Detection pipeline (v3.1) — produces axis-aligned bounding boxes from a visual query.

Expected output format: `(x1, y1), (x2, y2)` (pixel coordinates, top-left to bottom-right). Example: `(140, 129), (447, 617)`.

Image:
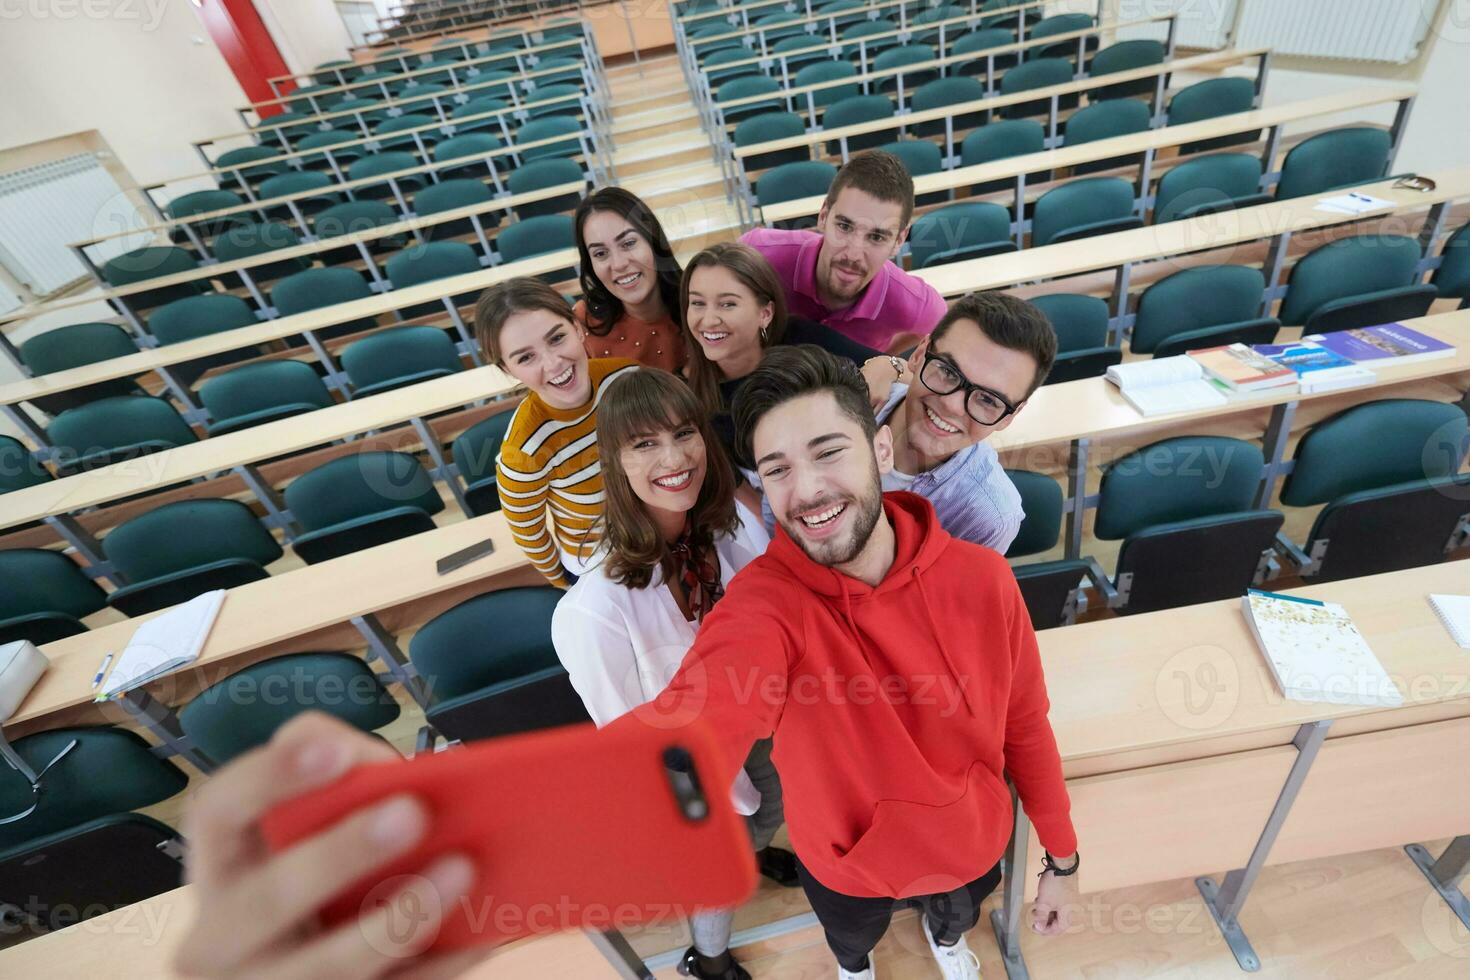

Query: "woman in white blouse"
(551, 368), (789, 980)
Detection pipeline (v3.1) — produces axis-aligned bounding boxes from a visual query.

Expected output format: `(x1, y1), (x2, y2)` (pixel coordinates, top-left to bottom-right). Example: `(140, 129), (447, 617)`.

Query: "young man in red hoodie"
(632, 344), (1080, 979)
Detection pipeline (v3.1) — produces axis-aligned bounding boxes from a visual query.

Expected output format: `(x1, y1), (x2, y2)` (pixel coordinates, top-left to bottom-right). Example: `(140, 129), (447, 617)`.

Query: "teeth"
(701, 331), (730, 342)
(799, 503), (846, 527)
(615, 273), (640, 286)
(653, 470), (691, 489)
(926, 406), (960, 434)
(549, 366), (574, 386)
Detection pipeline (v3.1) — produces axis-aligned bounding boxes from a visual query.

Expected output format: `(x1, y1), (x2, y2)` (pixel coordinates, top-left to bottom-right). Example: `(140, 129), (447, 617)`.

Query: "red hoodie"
(622, 491), (1076, 899)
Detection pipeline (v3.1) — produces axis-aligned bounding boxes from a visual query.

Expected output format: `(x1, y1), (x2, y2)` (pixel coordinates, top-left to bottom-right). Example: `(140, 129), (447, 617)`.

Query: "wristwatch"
(1040, 851), (1080, 877)
(886, 355), (906, 379)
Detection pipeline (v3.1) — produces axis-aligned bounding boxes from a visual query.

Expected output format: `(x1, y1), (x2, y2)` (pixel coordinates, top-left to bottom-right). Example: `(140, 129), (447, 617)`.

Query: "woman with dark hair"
(551, 368), (795, 980)
(573, 187), (687, 373)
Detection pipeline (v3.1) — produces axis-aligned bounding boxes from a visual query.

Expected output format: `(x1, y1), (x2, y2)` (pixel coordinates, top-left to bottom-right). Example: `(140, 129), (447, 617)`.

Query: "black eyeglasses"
(918, 350), (1020, 426)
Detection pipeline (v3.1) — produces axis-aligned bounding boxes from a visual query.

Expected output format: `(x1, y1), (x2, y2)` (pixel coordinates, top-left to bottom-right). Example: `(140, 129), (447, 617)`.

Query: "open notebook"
(1105, 356), (1228, 417)
(99, 590), (226, 697)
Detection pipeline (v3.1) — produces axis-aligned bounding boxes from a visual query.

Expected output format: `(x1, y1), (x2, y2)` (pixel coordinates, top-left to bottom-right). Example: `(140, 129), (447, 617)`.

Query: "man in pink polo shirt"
(741, 150), (948, 354)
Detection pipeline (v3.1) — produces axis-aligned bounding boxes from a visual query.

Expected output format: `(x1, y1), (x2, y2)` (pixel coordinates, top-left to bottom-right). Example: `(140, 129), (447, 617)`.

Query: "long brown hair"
(678, 242), (789, 417)
(473, 277), (576, 366)
(596, 369), (738, 590)
(574, 187), (683, 336)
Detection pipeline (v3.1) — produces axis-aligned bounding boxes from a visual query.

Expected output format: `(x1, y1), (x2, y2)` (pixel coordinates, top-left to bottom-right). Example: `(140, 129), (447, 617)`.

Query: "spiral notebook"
(99, 590), (226, 697)
(1428, 594), (1470, 649)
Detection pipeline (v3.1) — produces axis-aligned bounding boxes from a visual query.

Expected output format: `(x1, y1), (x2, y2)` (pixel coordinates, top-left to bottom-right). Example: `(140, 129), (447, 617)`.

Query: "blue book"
(1251, 342), (1376, 392)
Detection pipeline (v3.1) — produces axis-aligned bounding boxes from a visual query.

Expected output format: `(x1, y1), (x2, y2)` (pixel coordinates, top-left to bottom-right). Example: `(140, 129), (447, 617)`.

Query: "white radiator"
(0, 154), (153, 299)
(1235, 0), (1439, 63)
(1115, 0), (1237, 50)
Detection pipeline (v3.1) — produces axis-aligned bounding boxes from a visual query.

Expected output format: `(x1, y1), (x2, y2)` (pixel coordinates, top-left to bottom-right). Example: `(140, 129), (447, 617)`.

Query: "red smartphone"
(260, 719), (757, 951)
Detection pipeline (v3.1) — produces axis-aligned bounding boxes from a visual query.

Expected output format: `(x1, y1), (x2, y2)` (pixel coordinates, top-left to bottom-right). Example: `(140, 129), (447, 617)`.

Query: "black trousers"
(796, 859), (1004, 973)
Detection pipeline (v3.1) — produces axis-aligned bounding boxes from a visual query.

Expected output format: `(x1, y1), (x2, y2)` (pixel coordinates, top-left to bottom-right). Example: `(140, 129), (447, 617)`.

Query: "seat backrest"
(386, 241), (480, 287)
(1275, 126), (1392, 199)
(912, 76), (986, 113)
(1063, 98), (1151, 145)
(414, 177), (494, 214)
(952, 27), (1016, 56)
(1095, 435), (1265, 540)
(842, 18), (899, 40)
(213, 220), (302, 263)
(757, 160), (839, 207)
(348, 150), (420, 181)
(199, 360), (334, 424)
(1003, 469), (1064, 558)
(451, 97), (508, 121)
(1277, 234), (1422, 326)
(498, 214), (575, 262)
(46, 395), (198, 465)
(1152, 152), (1263, 223)
(0, 727), (187, 851)
(409, 587), (564, 700)
(1089, 38), (1164, 76)
(374, 113), (436, 136)
(284, 451), (445, 531)
(1000, 56), (1072, 95)
(1132, 264), (1266, 353)
(1305, 474), (1470, 582)
(257, 170), (335, 201)
(516, 116), (582, 158)
(879, 138), (943, 177)
(1167, 76), (1255, 126)
(1114, 510), (1283, 615)
(341, 325), (462, 389)
(909, 202), (1011, 268)
(823, 93), (895, 129)
(1031, 12), (1093, 38)
(434, 133), (503, 161)
(166, 189), (244, 220)
(451, 410), (515, 483)
(20, 322), (137, 374)
(1280, 398), (1469, 506)
(0, 548), (107, 622)
(794, 62), (859, 107)
(102, 246), (197, 287)
(295, 129), (359, 152)
(734, 111), (805, 147)
(507, 156), (584, 195)
(960, 118), (1045, 166)
(1031, 176), (1135, 247)
(0, 435), (50, 494)
(716, 75), (780, 103)
(872, 43), (937, 71)
(147, 293), (257, 345)
(312, 199), (400, 239)
(272, 267), (372, 315)
(104, 498), (282, 582)
(1029, 293), (1109, 352)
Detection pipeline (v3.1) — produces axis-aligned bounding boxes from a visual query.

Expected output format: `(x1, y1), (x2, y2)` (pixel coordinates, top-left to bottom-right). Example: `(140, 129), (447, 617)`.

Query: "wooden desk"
(689, 0), (1064, 52)
(0, 887), (626, 979)
(757, 85), (1418, 225)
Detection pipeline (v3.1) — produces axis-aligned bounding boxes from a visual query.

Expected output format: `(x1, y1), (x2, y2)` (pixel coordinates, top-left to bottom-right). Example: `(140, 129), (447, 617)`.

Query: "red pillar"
(195, 0), (295, 116)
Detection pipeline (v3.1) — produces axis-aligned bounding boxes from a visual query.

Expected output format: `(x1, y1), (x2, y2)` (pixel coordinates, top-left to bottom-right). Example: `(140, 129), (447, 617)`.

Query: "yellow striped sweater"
(495, 357), (640, 587)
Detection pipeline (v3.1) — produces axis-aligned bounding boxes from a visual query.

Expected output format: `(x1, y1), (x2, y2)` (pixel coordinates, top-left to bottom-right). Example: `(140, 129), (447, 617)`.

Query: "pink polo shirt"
(741, 226), (948, 351)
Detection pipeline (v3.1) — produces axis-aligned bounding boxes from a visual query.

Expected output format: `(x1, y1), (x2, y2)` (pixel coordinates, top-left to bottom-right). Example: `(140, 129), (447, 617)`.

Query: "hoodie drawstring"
(911, 566), (978, 717)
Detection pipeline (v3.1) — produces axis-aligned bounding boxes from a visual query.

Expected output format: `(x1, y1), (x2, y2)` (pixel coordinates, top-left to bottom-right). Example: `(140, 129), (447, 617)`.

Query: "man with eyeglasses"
(872, 292), (1057, 553)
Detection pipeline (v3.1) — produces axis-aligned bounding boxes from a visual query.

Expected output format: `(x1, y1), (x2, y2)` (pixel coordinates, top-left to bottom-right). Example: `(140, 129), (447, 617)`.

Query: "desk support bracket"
(1406, 835), (1470, 930)
(115, 687), (218, 775)
(1196, 718), (1331, 971)
(989, 781), (1031, 980)
(351, 612), (430, 709)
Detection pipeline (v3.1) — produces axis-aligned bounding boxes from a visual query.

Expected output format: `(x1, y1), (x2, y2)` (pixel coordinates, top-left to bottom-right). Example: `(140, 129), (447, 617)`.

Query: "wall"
(254, 0), (355, 77)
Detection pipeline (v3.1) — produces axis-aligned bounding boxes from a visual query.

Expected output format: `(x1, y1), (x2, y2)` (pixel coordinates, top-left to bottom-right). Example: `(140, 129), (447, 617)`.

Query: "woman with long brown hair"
(550, 368), (794, 980)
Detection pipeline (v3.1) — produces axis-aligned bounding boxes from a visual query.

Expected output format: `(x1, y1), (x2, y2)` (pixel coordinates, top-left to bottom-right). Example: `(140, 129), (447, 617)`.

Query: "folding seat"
(373, 113), (439, 154)
(960, 119), (1046, 195)
(312, 199), (405, 263)
(704, 47), (765, 88)
(393, 82), (452, 117)
(164, 189), (247, 241)
(756, 161), (838, 227)
(271, 266), (379, 339)
(733, 112), (808, 175)
(45, 395), (197, 476)
(907, 202), (1014, 269)
(507, 158), (586, 220)
(999, 56), (1076, 119)
(1027, 12), (1096, 62)
(18, 322), (142, 414)
(1151, 152), (1269, 223)
(348, 151), (426, 203)
(770, 34), (830, 75)
(1277, 400), (1470, 582)
(951, 27), (1019, 78)
(409, 587), (589, 742)
(101, 245), (203, 311)
(910, 76), (986, 139)
(214, 145), (288, 186)
(840, 19), (901, 66)
(530, 60), (584, 90)
(1275, 127), (1393, 199)
(515, 116), (583, 161)
(284, 451), (445, 564)
(450, 95), (510, 134)
(385, 241), (483, 315)
(178, 653), (400, 765)
(1131, 265), (1279, 356)
(1029, 293), (1121, 383)
(412, 178), (496, 240)
(0, 549), (106, 646)
(1004, 468), (1096, 628)
(1276, 234), (1435, 333)
(871, 44), (938, 93)
(101, 499), (284, 615)
(0, 727), (188, 926)
(341, 325), (464, 397)
(1062, 98), (1151, 174)
(822, 94), (898, 154)
(523, 83), (584, 120)
(911, 4), (966, 47)
(716, 76), (784, 126)
(198, 360), (335, 435)
(1030, 176), (1142, 246)
(295, 129), (366, 173)
(1088, 39), (1165, 100)
(450, 411), (513, 515)
(256, 171), (342, 222)
(148, 292), (263, 383)
(1166, 76), (1258, 153)
(1093, 436), (1282, 614)
(793, 61), (861, 119)
(213, 220), (309, 285)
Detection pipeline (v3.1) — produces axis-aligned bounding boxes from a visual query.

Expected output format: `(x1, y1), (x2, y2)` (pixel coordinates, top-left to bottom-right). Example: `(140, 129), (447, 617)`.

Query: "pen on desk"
(92, 652), (114, 690)
(1347, 192), (1375, 203)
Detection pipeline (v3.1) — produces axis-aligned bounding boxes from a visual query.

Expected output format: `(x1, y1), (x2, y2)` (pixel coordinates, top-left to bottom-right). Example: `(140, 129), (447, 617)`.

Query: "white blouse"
(551, 502), (772, 814)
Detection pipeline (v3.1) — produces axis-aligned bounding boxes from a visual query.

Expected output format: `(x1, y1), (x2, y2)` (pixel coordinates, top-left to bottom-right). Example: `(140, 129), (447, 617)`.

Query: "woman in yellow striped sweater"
(474, 279), (638, 588)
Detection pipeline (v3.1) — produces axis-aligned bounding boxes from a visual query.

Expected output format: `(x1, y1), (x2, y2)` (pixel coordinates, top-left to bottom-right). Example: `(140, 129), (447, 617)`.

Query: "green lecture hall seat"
(213, 145), (288, 186)
(312, 199), (405, 261)
(771, 35), (829, 74)
(450, 410), (514, 515)
(340, 325), (465, 397)
(1151, 152), (1270, 223)
(412, 177), (496, 239)
(211, 220), (309, 285)
(793, 61), (861, 115)
(871, 44), (939, 92)
(878, 138), (945, 205)
(1166, 76), (1259, 153)
(1093, 436), (1283, 614)
(433, 132), (504, 182)
(1029, 293), (1121, 383)
(757, 161), (838, 227)
(284, 451), (446, 564)
(1276, 234), (1437, 333)
(348, 150), (428, 201)
(394, 82), (452, 116)
(1030, 176), (1143, 246)
(1131, 265), (1279, 356)
(100, 498), (284, 616)
(1088, 38), (1165, 99)
(703, 48), (763, 88)
(271, 266), (378, 339)
(716, 76), (784, 126)
(1003, 468), (1093, 629)
(332, 97), (390, 125)
(515, 115), (584, 161)
(1277, 399), (1470, 582)
(0, 727), (189, 926)
(1028, 12), (1096, 62)
(0, 548), (107, 646)
(177, 653), (401, 766)
(907, 202), (1015, 269)
(497, 214), (575, 267)
(841, 19), (902, 63)
(45, 395), (198, 477)
(408, 587), (590, 742)
(1062, 98), (1152, 173)
(198, 359), (335, 435)
(1431, 221), (1470, 307)
(910, 76), (987, 138)
(0, 435), (52, 496)
(101, 245), (203, 311)
(507, 157), (586, 220)
(147, 292), (262, 383)
(823, 94), (898, 153)
(450, 94), (511, 133)
(960, 118), (1046, 193)
(999, 56), (1076, 119)
(912, 4), (966, 46)
(734, 111), (808, 173)
(256, 170), (342, 221)
(1274, 126), (1393, 199)
(164, 189), (246, 241)
(18, 322), (143, 415)
(385, 240), (483, 314)
(951, 28), (1020, 77)
(295, 129), (366, 171)
(373, 113), (439, 153)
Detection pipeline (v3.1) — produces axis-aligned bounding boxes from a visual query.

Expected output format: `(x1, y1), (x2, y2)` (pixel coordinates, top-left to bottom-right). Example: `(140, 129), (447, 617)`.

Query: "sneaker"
(923, 922), (981, 980)
(677, 946), (751, 980)
(837, 956), (876, 980)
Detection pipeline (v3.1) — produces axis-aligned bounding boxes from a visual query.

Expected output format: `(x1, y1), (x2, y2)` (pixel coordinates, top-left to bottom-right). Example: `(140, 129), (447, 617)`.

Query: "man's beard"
(778, 460), (884, 568)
